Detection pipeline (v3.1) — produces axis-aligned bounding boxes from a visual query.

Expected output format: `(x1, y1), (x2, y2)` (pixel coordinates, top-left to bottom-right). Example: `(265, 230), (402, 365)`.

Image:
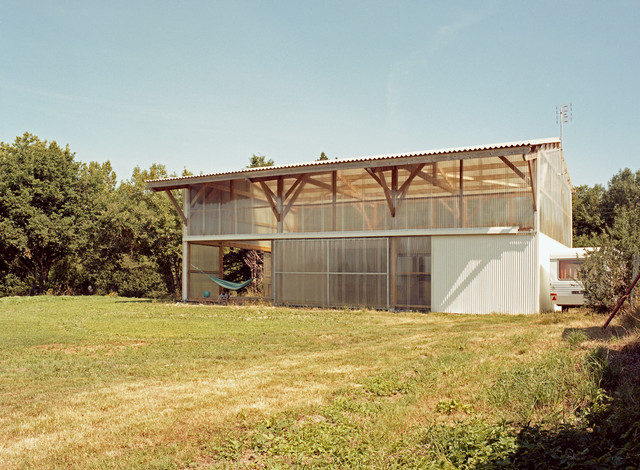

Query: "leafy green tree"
(601, 168), (640, 227)
(317, 152), (329, 161)
(48, 160), (119, 294)
(576, 168), (640, 312)
(0, 133), (82, 294)
(247, 154), (274, 168)
(572, 184), (605, 247)
(121, 164), (184, 297)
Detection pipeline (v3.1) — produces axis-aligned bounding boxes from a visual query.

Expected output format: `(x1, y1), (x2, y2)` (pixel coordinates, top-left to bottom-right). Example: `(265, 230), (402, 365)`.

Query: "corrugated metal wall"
(432, 234), (537, 314)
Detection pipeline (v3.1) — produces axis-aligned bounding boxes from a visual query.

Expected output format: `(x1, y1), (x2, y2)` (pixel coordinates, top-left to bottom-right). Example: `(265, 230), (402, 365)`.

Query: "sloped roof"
(146, 137), (560, 190)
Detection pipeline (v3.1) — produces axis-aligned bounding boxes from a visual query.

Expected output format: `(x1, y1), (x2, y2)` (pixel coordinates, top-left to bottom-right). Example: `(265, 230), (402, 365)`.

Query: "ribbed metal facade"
(432, 234), (537, 314)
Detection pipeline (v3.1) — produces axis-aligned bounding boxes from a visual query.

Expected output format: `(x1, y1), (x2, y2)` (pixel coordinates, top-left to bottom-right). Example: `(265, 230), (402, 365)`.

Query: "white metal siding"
(432, 234), (537, 314)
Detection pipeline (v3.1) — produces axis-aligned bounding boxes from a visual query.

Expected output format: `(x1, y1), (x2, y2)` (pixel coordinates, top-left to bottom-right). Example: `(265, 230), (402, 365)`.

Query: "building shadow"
(562, 325), (627, 341)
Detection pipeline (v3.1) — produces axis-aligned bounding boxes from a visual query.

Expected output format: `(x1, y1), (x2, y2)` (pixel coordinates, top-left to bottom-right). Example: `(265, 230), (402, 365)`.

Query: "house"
(146, 138), (572, 313)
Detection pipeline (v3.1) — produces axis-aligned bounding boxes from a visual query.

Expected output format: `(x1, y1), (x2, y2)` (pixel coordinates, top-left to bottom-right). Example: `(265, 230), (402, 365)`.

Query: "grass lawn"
(0, 296), (638, 469)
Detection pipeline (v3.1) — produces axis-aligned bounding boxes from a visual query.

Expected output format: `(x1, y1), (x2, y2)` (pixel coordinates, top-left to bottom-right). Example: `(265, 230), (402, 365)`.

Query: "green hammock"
(191, 265), (253, 291)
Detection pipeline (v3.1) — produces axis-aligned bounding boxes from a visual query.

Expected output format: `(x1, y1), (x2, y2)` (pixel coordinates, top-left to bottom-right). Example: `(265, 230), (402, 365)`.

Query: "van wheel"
(561, 306), (569, 312)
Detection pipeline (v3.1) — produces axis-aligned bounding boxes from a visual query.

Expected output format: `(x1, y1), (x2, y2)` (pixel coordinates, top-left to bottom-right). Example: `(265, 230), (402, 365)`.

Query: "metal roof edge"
(146, 137), (561, 190)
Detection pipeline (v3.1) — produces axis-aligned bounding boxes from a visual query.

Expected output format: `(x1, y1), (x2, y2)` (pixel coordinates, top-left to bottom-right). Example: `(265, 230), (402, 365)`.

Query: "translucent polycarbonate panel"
(276, 273), (327, 306)
(190, 243), (220, 271)
(393, 157), (534, 230)
(433, 197), (461, 228)
(187, 154), (538, 237)
(393, 237), (431, 309)
(463, 192), (534, 228)
(263, 252), (272, 299)
(539, 150), (572, 246)
(284, 173), (333, 233)
(461, 156), (533, 228)
(286, 203), (332, 233)
(188, 181), (277, 236)
(274, 238), (388, 308)
(329, 274), (387, 307)
(275, 239), (328, 273)
(396, 198), (431, 229)
(395, 274), (431, 308)
(188, 184), (205, 236)
(188, 243), (221, 299)
(328, 238), (387, 273)
(335, 202), (366, 231)
(189, 272), (219, 299)
(334, 169), (374, 231)
(395, 160), (462, 230)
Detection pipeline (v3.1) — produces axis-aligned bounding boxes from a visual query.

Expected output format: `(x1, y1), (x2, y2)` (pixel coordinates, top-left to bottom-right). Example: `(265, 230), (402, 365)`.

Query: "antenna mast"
(556, 103), (572, 149)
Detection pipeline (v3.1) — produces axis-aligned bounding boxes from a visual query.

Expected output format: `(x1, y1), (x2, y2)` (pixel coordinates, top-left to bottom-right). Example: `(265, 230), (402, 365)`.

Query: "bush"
(579, 244), (629, 313)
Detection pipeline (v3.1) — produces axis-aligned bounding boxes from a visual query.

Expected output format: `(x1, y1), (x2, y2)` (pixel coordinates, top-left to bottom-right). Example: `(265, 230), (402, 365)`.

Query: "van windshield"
(559, 259), (583, 280)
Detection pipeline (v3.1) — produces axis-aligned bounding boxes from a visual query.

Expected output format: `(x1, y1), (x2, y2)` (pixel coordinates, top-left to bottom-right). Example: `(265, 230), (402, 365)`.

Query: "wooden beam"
(259, 181), (281, 222)
(277, 177), (284, 233)
(417, 170), (457, 194)
(307, 176), (359, 200)
(335, 173), (362, 199)
(284, 175), (305, 200)
(499, 156), (530, 184)
(189, 185), (207, 208)
(365, 168), (395, 217)
(332, 171), (337, 231)
(526, 157), (537, 212)
(398, 163), (426, 197)
(194, 240), (272, 252)
(283, 177), (308, 218)
(164, 190), (188, 225)
(391, 167), (398, 221)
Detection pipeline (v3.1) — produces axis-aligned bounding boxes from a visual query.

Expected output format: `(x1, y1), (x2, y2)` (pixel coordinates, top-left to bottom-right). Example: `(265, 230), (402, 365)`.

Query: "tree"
(48, 160), (119, 294)
(247, 154), (274, 168)
(317, 152), (329, 161)
(0, 133), (82, 294)
(572, 184), (605, 247)
(601, 168), (640, 227)
(102, 164), (184, 297)
(576, 168), (640, 312)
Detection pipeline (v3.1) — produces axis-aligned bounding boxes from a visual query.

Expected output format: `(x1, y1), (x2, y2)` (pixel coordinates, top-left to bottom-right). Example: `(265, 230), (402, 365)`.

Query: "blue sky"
(2, 0), (638, 186)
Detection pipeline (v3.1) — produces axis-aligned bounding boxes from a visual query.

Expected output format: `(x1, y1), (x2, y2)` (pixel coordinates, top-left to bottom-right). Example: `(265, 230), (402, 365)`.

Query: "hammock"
(191, 265), (253, 291)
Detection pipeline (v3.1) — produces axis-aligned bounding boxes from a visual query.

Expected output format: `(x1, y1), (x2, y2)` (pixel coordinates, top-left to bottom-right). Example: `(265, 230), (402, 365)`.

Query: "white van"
(549, 248), (592, 311)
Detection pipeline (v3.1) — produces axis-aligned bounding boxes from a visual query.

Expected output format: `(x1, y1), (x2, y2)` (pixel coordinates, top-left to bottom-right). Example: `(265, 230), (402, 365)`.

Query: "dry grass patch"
(0, 296), (623, 469)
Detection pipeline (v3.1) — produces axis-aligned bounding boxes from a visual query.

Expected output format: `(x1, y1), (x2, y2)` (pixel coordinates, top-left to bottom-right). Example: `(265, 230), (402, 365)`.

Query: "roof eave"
(146, 138), (560, 191)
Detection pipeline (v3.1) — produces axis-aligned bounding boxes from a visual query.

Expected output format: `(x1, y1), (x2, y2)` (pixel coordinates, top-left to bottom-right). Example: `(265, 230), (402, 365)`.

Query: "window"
(558, 259), (583, 280)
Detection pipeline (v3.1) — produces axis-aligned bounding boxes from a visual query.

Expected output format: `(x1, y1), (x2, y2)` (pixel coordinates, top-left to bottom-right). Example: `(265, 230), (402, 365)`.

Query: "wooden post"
(332, 171), (337, 231)
(184, 242), (190, 301)
(219, 246), (224, 296)
(277, 177), (283, 233)
(603, 270), (640, 329)
(526, 158), (537, 212)
(391, 167), (398, 229)
(389, 237), (397, 310)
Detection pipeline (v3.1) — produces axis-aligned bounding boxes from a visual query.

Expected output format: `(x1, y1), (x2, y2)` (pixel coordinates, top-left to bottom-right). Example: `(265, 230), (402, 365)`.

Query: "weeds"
(1, 297), (639, 468)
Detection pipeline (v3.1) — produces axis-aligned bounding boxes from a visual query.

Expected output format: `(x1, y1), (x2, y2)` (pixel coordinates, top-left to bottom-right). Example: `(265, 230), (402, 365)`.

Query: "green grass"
(0, 296), (637, 468)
